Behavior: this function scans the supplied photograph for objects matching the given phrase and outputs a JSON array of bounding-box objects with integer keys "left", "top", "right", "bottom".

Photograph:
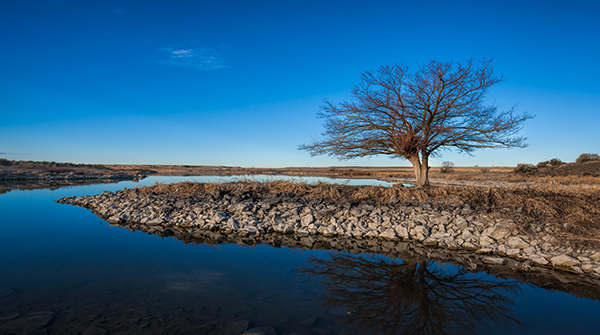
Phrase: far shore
[{"left": 2, "top": 159, "right": 600, "bottom": 187}]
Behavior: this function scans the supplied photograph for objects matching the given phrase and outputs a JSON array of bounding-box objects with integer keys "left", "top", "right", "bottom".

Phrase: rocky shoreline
[{"left": 57, "top": 185, "right": 600, "bottom": 279}]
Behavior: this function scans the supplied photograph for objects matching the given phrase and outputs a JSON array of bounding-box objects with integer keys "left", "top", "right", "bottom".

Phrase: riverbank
[{"left": 57, "top": 181, "right": 600, "bottom": 279}]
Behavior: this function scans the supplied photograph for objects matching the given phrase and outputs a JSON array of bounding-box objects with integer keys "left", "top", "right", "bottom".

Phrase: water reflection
[{"left": 302, "top": 252, "right": 524, "bottom": 334}]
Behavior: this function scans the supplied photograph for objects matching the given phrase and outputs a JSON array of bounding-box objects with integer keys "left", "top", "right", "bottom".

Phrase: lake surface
[{"left": 1, "top": 176, "right": 599, "bottom": 334}]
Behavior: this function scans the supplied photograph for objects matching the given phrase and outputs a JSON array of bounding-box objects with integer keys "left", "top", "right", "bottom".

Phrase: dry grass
[{"left": 131, "top": 180, "right": 600, "bottom": 247}]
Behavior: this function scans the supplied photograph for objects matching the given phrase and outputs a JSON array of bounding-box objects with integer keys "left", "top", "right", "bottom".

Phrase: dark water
[{"left": 1, "top": 177, "right": 599, "bottom": 335}]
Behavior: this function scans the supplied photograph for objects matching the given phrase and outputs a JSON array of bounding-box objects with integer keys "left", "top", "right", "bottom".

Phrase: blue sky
[{"left": 1, "top": 0, "right": 599, "bottom": 168}]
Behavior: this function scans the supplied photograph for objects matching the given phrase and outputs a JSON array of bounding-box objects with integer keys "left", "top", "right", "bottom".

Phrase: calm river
[{"left": 1, "top": 176, "right": 599, "bottom": 334}]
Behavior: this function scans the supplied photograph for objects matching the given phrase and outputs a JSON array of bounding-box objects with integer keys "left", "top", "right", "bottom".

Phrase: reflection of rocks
[{"left": 108, "top": 222, "right": 600, "bottom": 302}]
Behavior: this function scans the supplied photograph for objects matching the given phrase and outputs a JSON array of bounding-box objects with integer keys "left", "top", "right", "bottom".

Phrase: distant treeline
[{"left": 0, "top": 159, "right": 107, "bottom": 170}]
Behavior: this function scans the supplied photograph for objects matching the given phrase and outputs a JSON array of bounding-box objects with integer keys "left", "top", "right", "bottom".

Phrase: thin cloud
[
  {"left": 0, "top": 152, "right": 5, "bottom": 155},
  {"left": 160, "top": 46, "right": 229, "bottom": 71}
]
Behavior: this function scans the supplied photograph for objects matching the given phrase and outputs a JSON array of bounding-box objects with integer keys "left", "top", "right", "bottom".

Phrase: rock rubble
[{"left": 57, "top": 186, "right": 600, "bottom": 278}]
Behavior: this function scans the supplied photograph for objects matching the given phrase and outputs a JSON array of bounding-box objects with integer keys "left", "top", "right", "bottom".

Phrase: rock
[
  {"left": 551, "top": 254, "right": 581, "bottom": 268},
  {"left": 507, "top": 236, "right": 529, "bottom": 249},
  {"left": 489, "top": 224, "right": 514, "bottom": 241},
  {"left": 432, "top": 232, "right": 451, "bottom": 239},
  {"left": 523, "top": 246, "right": 537, "bottom": 255},
  {"left": 506, "top": 248, "right": 521, "bottom": 258},
  {"left": 364, "top": 230, "right": 379, "bottom": 238},
  {"left": 589, "top": 252, "right": 600, "bottom": 261},
  {"left": 413, "top": 226, "right": 429, "bottom": 236},
  {"left": 476, "top": 248, "right": 493, "bottom": 254},
  {"left": 394, "top": 226, "right": 409, "bottom": 240},
  {"left": 482, "top": 257, "right": 505, "bottom": 265},
  {"left": 582, "top": 264, "right": 595, "bottom": 273},
  {"left": 462, "top": 242, "right": 477, "bottom": 250},
  {"left": 301, "top": 214, "right": 314, "bottom": 227},
  {"left": 423, "top": 238, "right": 438, "bottom": 247},
  {"left": 497, "top": 244, "right": 508, "bottom": 255},
  {"left": 528, "top": 255, "right": 548, "bottom": 265},
  {"left": 228, "top": 202, "right": 250, "bottom": 214},
  {"left": 244, "top": 327, "right": 277, "bottom": 335},
  {"left": 461, "top": 205, "right": 473, "bottom": 215},
  {"left": 453, "top": 216, "right": 469, "bottom": 228},
  {"left": 321, "top": 227, "right": 338, "bottom": 237},
  {"left": 213, "top": 212, "right": 228, "bottom": 223},
  {"left": 380, "top": 228, "right": 399, "bottom": 241}
]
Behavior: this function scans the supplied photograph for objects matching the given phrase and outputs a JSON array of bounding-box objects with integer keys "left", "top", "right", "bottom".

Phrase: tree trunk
[{"left": 408, "top": 153, "right": 430, "bottom": 186}]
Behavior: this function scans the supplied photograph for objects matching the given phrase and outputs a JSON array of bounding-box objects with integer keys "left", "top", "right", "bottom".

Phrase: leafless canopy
[{"left": 299, "top": 58, "right": 532, "bottom": 185}]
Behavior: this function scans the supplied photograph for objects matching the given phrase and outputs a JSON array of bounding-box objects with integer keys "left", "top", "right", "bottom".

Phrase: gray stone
[
  {"left": 506, "top": 248, "right": 521, "bottom": 258},
  {"left": 497, "top": 244, "right": 509, "bottom": 255},
  {"left": 529, "top": 255, "right": 549, "bottom": 265},
  {"left": 413, "top": 226, "right": 429, "bottom": 236},
  {"left": 462, "top": 242, "right": 477, "bottom": 249},
  {"left": 432, "top": 232, "right": 451, "bottom": 239},
  {"left": 482, "top": 257, "right": 506, "bottom": 265},
  {"left": 423, "top": 238, "right": 438, "bottom": 247},
  {"left": 582, "top": 264, "right": 595, "bottom": 273},
  {"left": 489, "top": 223, "right": 514, "bottom": 241},
  {"left": 213, "top": 212, "right": 228, "bottom": 223},
  {"left": 301, "top": 214, "right": 314, "bottom": 227},
  {"left": 453, "top": 216, "right": 469, "bottom": 228},
  {"left": 394, "top": 226, "right": 409, "bottom": 240},
  {"left": 380, "top": 228, "right": 399, "bottom": 241},
  {"left": 475, "top": 248, "right": 492, "bottom": 254},
  {"left": 321, "top": 227, "right": 338, "bottom": 237},
  {"left": 551, "top": 254, "right": 581, "bottom": 268},
  {"left": 507, "top": 236, "right": 529, "bottom": 249},
  {"left": 589, "top": 252, "right": 600, "bottom": 261},
  {"left": 148, "top": 217, "right": 165, "bottom": 225}
]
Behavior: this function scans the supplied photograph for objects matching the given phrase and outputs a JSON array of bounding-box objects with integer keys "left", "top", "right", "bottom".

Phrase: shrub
[
  {"left": 0, "top": 158, "right": 13, "bottom": 166},
  {"left": 576, "top": 153, "right": 600, "bottom": 164},
  {"left": 537, "top": 158, "right": 565, "bottom": 168},
  {"left": 440, "top": 161, "right": 454, "bottom": 173},
  {"left": 549, "top": 158, "right": 564, "bottom": 166},
  {"left": 479, "top": 167, "right": 490, "bottom": 173},
  {"left": 514, "top": 163, "right": 537, "bottom": 174},
  {"left": 536, "top": 160, "right": 550, "bottom": 168}
]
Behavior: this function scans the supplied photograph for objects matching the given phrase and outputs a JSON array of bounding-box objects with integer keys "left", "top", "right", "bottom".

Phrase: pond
[{"left": 0, "top": 176, "right": 599, "bottom": 334}]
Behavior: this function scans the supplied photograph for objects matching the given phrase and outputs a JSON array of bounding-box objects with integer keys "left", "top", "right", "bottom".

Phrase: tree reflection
[{"left": 301, "top": 252, "right": 524, "bottom": 335}]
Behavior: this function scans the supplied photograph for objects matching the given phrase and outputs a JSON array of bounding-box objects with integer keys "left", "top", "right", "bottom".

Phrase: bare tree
[{"left": 299, "top": 58, "right": 532, "bottom": 186}]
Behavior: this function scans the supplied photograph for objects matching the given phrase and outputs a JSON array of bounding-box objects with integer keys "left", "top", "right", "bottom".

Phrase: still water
[{"left": 1, "top": 176, "right": 599, "bottom": 334}]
